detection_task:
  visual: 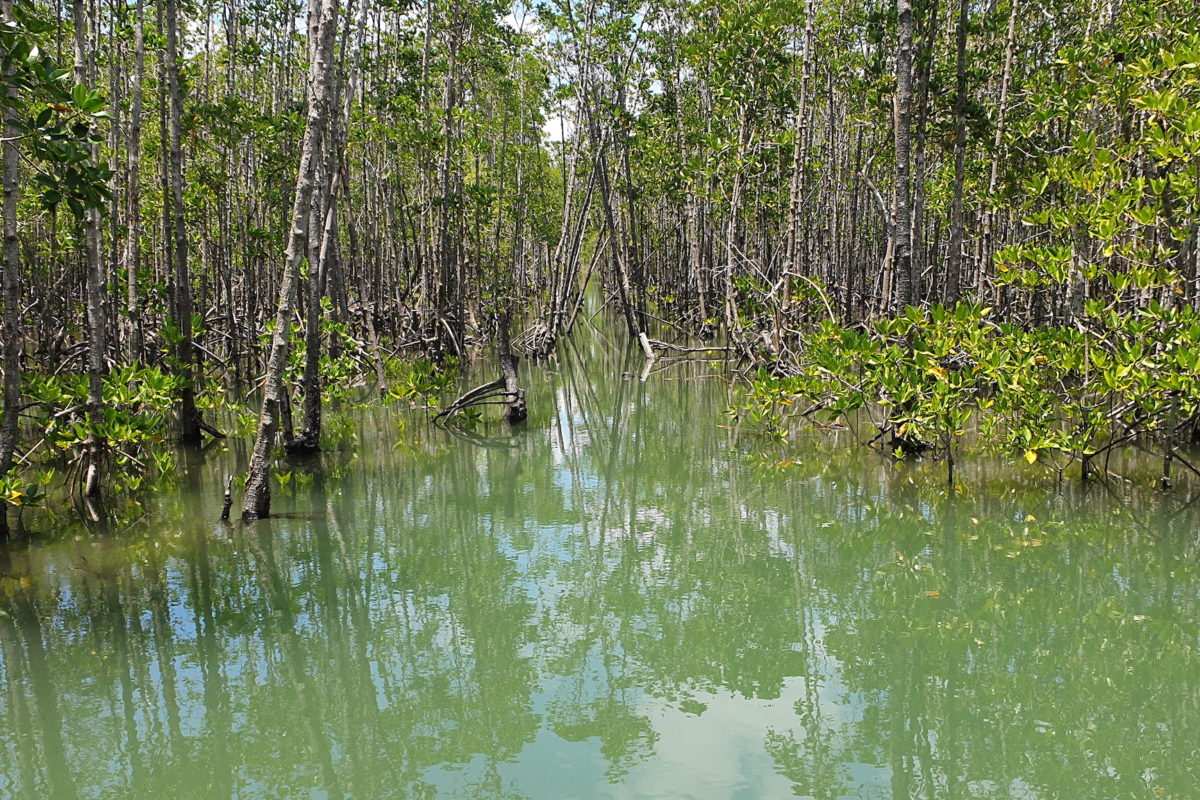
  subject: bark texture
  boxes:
[242,0,340,519]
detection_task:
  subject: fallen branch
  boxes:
[437,314,528,424]
[645,337,736,354]
[638,331,657,361]
[435,378,506,421]
[198,417,227,439]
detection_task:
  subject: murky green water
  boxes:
[2,330,1199,799]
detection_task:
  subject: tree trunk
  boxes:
[910,0,940,301]
[290,162,341,455]
[434,1,463,356]
[124,0,146,363]
[165,0,202,446]
[945,0,970,305]
[980,0,1017,301]
[892,0,916,310]
[0,0,22,535]
[782,0,815,345]
[498,313,526,424]
[74,0,106,498]
[242,0,340,520]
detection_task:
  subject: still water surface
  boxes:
[1,332,1199,799]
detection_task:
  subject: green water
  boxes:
[2,332,1199,799]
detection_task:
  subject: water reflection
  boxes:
[2,333,1200,798]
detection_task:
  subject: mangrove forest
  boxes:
[1,0,1199,794]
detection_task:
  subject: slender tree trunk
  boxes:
[292,159,341,454]
[892,0,916,310]
[596,147,639,339]
[784,0,814,276]
[910,0,939,300]
[0,0,22,535]
[165,0,202,446]
[945,0,970,304]
[979,0,1017,301]
[724,106,748,334]
[781,0,814,347]
[124,0,146,363]
[74,0,106,498]
[434,1,463,356]
[242,0,339,519]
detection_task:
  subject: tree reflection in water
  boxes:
[2,332,1199,799]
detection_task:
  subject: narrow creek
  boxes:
[1,324,1198,799]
